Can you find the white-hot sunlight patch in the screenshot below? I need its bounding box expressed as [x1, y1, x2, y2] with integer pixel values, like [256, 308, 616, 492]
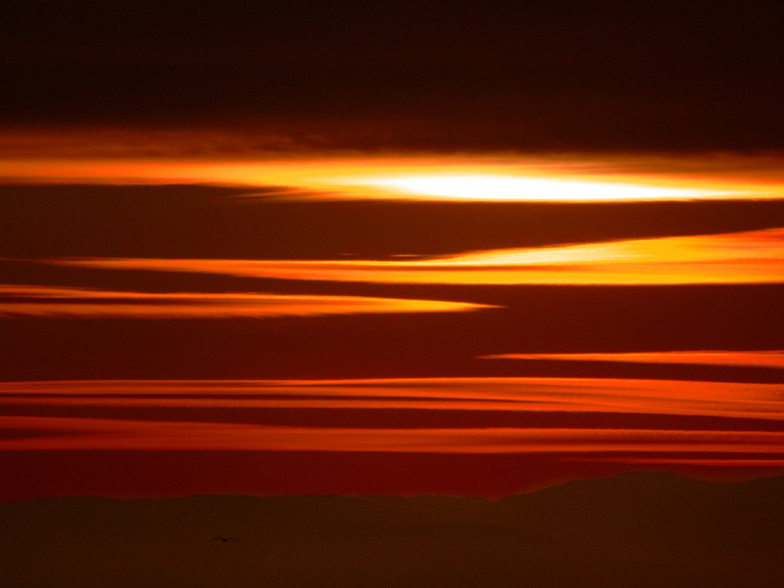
[336, 174, 736, 202]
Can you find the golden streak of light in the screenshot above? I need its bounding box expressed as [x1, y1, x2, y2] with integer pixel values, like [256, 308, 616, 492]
[1, 155, 782, 202]
[54, 226, 784, 285]
[2, 378, 783, 421]
[0, 285, 489, 318]
[2, 415, 784, 454]
[484, 351, 784, 369]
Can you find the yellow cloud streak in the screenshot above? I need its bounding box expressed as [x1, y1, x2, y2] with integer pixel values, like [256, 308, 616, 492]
[2, 377, 783, 421]
[0, 285, 488, 318]
[2, 415, 783, 453]
[485, 351, 784, 369]
[55, 227, 784, 286]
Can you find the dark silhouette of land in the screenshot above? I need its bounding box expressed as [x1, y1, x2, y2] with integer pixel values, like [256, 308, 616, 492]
[1, 472, 782, 587]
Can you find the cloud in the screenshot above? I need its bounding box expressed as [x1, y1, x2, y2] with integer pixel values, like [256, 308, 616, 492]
[483, 351, 784, 369]
[0, 285, 489, 318]
[3, 415, 784, 454]
[3, 378, 782, 462]
[1, 154, 782, 202]
[337, 173, 736, 202]
[2, 377, 783, 422]
[54, 227, 784, 285]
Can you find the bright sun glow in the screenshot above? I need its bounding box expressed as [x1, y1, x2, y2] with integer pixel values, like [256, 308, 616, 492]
[337, 174, 736, 202]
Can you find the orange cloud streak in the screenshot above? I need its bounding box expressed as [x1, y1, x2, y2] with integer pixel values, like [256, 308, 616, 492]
[484, 351, 784, 369]
[54, 227, 784, 285]
[2, 415, 783, 454]
[2, 378, 783, 421]
[0, 285, 488, 318]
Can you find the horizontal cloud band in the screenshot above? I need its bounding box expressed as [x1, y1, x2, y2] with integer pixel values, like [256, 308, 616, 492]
[484, 351, 784, 369]
[0, 285, 489, 318]
[3, 415, 784, 454]
[52, 227, 784, 286]
[2, 377, 783, 421]
[1, 154, 782, 202]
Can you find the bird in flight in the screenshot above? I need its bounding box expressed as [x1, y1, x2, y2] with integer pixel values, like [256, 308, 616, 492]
[212, 537, 238, 543]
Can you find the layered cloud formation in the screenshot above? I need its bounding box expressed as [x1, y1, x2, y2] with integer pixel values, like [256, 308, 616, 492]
[2, 378, 782, 460]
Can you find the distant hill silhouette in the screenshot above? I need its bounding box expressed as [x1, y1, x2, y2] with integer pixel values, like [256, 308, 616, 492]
[1, 472, 782, 587]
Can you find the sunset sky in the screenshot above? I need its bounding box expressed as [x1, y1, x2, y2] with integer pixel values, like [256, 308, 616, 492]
[2, 1, 783, 501]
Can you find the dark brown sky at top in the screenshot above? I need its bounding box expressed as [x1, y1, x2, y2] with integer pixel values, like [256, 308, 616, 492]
[1, 1, 783, 152]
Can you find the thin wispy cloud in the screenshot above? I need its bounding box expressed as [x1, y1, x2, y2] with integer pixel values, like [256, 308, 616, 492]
[54, 227, 784, 286]
[484, 351, 784, 369]
[559, 456, 784, 467]
[0, 285, 489, 318]
[2, 378, 783, 422]
[3, 415, 783, 454]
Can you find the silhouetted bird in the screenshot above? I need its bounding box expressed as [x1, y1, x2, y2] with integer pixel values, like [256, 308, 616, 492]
[213, 537, 238, 542]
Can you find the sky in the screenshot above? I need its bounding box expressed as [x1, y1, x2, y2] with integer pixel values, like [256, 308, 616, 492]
[1, 1, 784, 501]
